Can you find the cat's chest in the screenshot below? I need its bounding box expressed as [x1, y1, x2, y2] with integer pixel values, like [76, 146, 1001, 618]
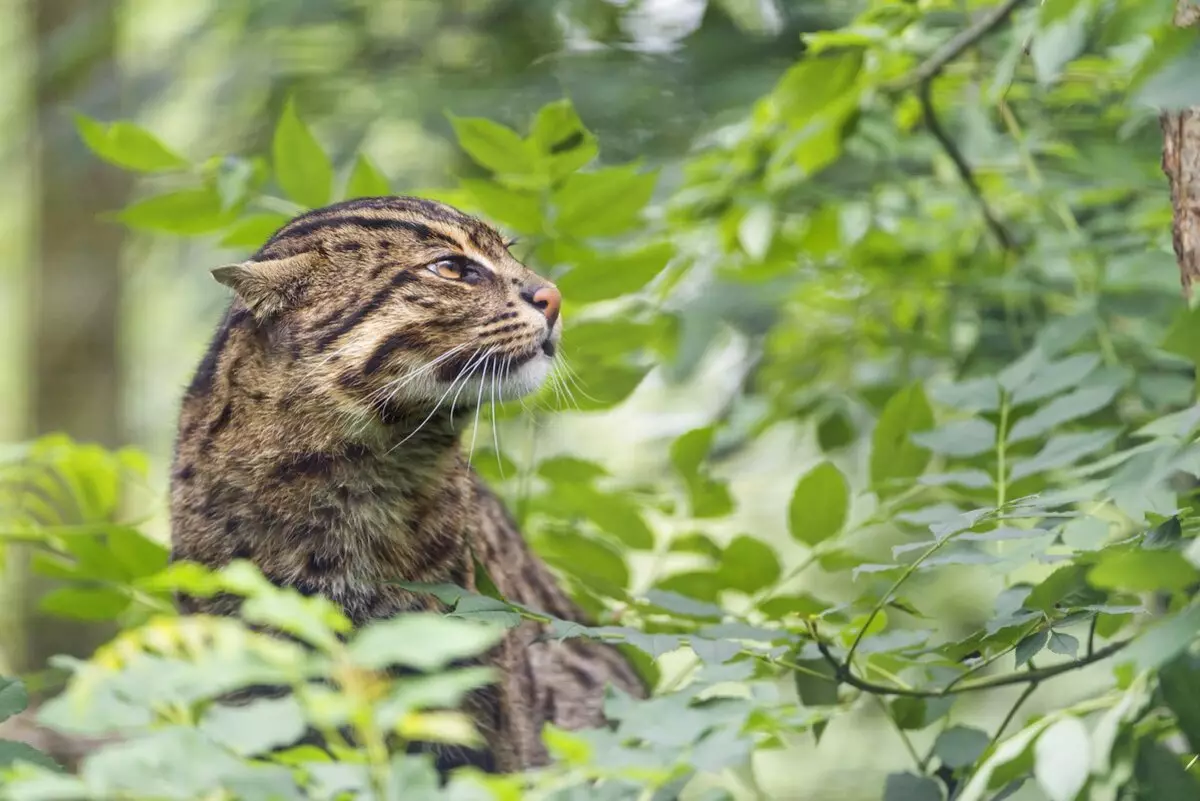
[248, 457, 475, 620]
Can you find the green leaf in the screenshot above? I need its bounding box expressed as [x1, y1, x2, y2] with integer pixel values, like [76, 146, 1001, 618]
[788, 462, 849, 547]
[1158, 652, 1200, 754]
[38, 587, 131, 621]
[670, 426, 735, 519]
[1015, 630, 1048, 666]
[376, 668, 495, 728]
[882, 772, 941, 801]
[553, 164, 658, 238]
[75, 115, 188, 173]
[717, 535, 780, 594]
[349, 614, 503, 672]
[792, 657, 839, 707]
[200, 696, 307, 757]
[1031, 0, 1091, 85]
[1143, 516, 1183, 550]
[1126, 604, 1200, 671]
[344, 153, 391, 199]
[669, 533, 723, 560]
[107, 528, 170, 579]
[1047, 631, 1079, 657]
[0, 677, 29, 723]
[737, 202, 776, 261]
[529, 99, 598, 179]
[1136, 737, 1200, 798]
[912, 419, 996, 457]
[1136, 41, 1200, 110]
[934, 725, 990, 769]
[1009, 430, 1119, 481]
[116, 187, 237, 235]
[459, 179, 542, 234]
[774, 50, 863, 128]
[1011, 353, 1101, 406]
[239, 585, 349, 650]
[642, 589, 725, 620]
[0, 739, 61, 771]
[555, 242, 674, 302]
[537, 456, 608, 484]
[448, 114, 539, 177]
[550, 485, 655, 550]
[1033, 717, 1090, 801]
[891, 695, 955, 730]
[219, 213, 290, 248]
[273, 98, 333, 209]
[1007, 384, 1121, 443]
[870, 384, 934, 492]
[537, 530, 630, 592]
[1088, 550, 1200, 593]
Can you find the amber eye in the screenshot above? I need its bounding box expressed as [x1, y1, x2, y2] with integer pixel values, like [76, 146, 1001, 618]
[429, 259, 465, 280]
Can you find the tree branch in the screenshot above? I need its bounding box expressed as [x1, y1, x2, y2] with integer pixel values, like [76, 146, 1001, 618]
[902, 0, 1029, 252]
[902, 0, 1031, 88]
[813, 636, 1129, 699]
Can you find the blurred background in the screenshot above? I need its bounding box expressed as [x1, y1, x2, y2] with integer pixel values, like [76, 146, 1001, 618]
[0, 0, 1194, 797]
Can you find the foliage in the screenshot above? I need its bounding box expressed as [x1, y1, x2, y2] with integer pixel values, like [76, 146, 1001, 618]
[5, 0, 1200, 799]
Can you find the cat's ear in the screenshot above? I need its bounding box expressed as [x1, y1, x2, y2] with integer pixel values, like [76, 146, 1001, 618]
[211, 252, 320, 319]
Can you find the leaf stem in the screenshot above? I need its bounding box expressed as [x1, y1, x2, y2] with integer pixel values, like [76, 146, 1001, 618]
[995, 393, 1010, 508]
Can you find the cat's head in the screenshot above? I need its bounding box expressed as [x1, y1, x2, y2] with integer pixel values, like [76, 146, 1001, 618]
[212, 196, 560, 421]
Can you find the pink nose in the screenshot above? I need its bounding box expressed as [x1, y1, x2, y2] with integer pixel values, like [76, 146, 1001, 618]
[526, 284, 562, 326]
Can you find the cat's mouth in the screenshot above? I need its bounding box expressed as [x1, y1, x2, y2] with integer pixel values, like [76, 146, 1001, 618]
[540, 338, 557, 358]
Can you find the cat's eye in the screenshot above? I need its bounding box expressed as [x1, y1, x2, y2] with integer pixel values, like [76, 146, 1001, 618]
[427, 258, 483, 284]
[429, 259, 464, 280]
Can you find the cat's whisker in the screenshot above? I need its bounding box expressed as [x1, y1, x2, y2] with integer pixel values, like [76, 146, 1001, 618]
[490, 356, 505, 479]
[385, 348, 487, 455]
[449, 348, 488, 423]
[466, 348, 496, 468]
[558, 354, 598, 405]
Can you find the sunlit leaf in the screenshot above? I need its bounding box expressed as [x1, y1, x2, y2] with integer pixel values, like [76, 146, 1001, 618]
[553, 164, 658, 238]
[459, 179, 542, 235]
[220, 213, 290, 249]
[75, 115, 188, 173]
[788, 462, 848, 546]
[448, 114, 539, 178]
[273, 97, 333, 208]
[1033, 717, 1090, 801]
[1088, 549, 1199, 593]
[349, 614, 503, 672]
[115, 188, 237, 235]
[870, 384, 934, 492]
[38, 587, 131, 621]
[717, 536, 781, 594]
[555, 242, 674, 302]
[344, 153, 391, 199]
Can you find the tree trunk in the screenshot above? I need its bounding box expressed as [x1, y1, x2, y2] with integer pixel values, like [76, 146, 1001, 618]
[1162, 0, 1200, 299]
[9, 0, 129, 676]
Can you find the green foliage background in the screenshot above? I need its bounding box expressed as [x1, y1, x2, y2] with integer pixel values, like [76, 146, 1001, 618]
[5, 0, 1200, 799]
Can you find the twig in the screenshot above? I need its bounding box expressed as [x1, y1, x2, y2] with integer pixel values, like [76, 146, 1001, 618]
[814, 637, 1128, 699]
[987, 680, 1039, 754]
[918, 82, 1014, 252]
[891, 0, 1030, 252]
[903, 0, 1031, 88]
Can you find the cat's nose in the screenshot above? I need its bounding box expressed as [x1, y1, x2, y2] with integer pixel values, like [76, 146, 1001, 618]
[520, 283, 561, 327]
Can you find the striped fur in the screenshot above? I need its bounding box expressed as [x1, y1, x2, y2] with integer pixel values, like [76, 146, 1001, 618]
[169, 196, 646, 774]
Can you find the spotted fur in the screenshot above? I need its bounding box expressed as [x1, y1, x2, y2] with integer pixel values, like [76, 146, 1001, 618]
[169, 196, 646, 773]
